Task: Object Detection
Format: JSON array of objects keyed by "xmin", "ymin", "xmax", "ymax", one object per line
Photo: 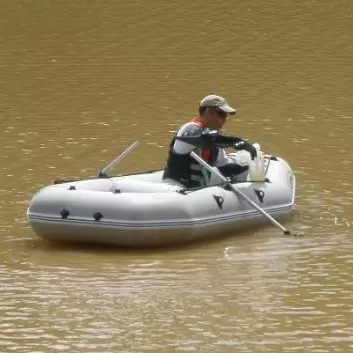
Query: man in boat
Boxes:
[{"xmin": 163, "ymin": 94, "xmax": 257, "ymax": 188}]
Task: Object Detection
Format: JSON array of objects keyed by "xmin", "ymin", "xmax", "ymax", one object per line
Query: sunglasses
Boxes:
[{"xmin": 215, "ymin": 108, "xmax": 228, "ymax": 119}]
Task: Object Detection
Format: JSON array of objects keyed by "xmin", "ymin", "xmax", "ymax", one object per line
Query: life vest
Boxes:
[{"xmin": 162, "ymin": 118, "xmax": 219, "ymax": 188}]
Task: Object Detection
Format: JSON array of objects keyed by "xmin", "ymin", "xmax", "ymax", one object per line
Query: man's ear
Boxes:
[{"xmin": 207, "ymin": 107, "xmax": 215, "ymax": 116}]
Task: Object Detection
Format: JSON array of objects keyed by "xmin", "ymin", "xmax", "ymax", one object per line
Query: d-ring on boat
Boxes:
[{"xmin": 27, "ymin": 141, "xmax": 296, "ymax": 247}]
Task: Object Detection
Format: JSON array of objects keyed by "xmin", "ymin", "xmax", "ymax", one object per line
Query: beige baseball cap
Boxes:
[{"xmin": 199, "ymin": 94, "xmax": 236, "ymax": 115}]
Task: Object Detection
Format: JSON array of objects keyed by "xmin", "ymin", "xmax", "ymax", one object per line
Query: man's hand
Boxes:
[{"xmin": 234, "ymin": 141, "xmax": 257, "ymax": 160}]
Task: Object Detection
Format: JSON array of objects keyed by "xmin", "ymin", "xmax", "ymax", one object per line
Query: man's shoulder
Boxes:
[{"xmin": 177, "ymin": 121, "xmax": 203, "ymax": 137}]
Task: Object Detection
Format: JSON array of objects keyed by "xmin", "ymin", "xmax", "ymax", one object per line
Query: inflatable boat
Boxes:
[{"xmin": 27, "ymin": 150, "xmax": 296, "ymax": 247}]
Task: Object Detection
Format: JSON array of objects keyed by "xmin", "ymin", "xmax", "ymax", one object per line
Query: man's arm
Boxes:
[
  {"xmin": 173, "ymin": 123, "xmax": 203, "ymax": 154},
  {"xmin": 175, "ymin": 130, "xmax": 257, "ymax": 159}
]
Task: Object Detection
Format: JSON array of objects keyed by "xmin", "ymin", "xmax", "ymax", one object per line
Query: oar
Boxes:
[
  {"xmin": 54, "ymin": 141, "xmax": 140, "ymax": 184},
  {"xmin": 190, "ymin": 151, "xmax": 292, "ymax": 235},
  {"xmin": 97, "ymin": 140, "xmax": 140, "ymax": 178}
]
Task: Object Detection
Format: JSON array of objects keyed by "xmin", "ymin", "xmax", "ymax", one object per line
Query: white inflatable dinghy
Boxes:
[{"xmin": 27, "ymin": 151, "xmax": 296, "ymax": 247}]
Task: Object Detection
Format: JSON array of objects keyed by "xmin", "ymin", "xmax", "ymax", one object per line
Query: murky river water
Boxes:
[{"xmin": 1, "ymin": 0, "xmax": 352, "ymax": 352}]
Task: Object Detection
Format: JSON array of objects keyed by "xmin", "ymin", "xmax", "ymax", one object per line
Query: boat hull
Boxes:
[{"xmin": 27, "ymin": 156, "xmax": 296, "ymax": 247}]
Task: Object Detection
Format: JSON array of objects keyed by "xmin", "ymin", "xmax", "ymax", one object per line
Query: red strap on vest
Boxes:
[{"xmin": 189, "ymin": 117, "xmax": 207, "ymax": 128}]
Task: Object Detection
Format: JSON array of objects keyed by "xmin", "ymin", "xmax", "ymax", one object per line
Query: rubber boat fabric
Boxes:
[{"xmin": 27, "ymin": 153, "xmax": 296, "ymax": 248}]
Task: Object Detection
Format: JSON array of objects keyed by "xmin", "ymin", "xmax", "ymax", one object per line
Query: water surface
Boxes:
[{"xmin": 1, "ymin": 0, "xmax": 352, "ymax": 352}]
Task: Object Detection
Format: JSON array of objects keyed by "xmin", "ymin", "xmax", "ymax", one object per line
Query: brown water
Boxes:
[{"xmin": 1, "ymin": 0, "xmax": 353, "ymax": 352}]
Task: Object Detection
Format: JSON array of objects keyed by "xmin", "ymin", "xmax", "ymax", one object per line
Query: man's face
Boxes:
[{"xmin": 206, "ymin": 107, "xmax": 227, "ymax": 130}]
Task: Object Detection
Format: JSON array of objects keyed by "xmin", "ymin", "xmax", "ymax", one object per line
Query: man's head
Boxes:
[{"xmin": 198, "ymin": 94, "xmax": 236, "ymax": 129}]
